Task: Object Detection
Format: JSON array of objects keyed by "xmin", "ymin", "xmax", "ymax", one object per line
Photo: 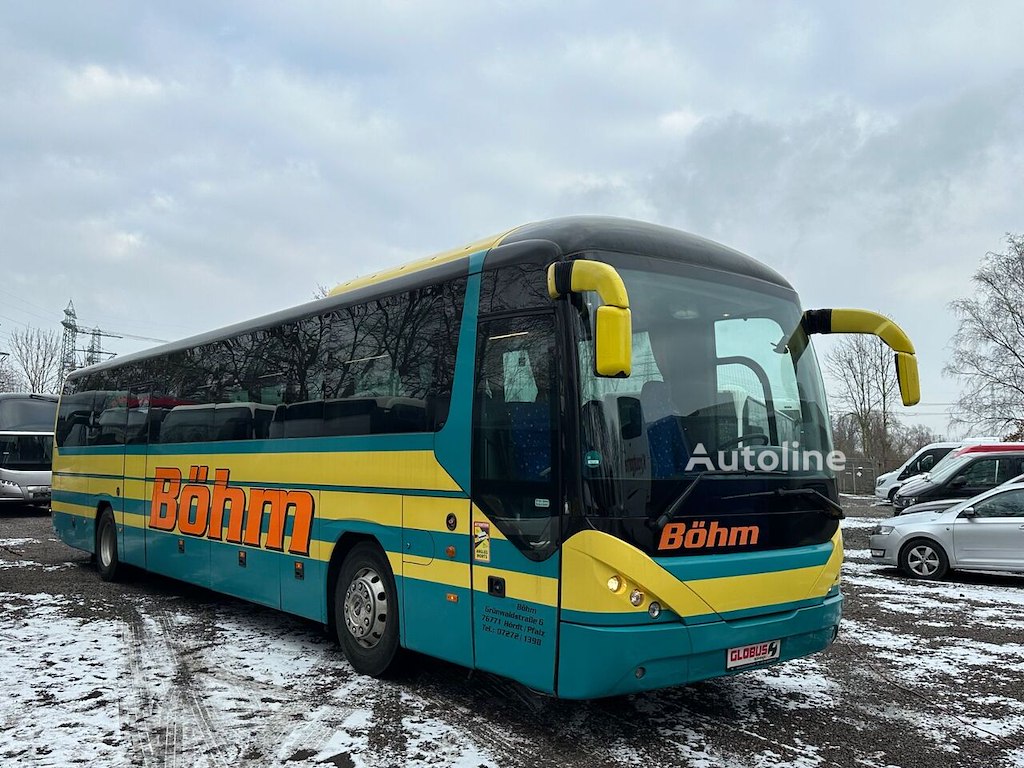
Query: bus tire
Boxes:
[
  {"xmin": 898, "ymin": 538, "xmax": 949, "ymax": 580},
  {"xmin": 334, "ymin": 542, "xmax": 401, "ymax": 677},
  {"xmin": 96, "ymin": 508, "xmax": 123, "ymax": 582}
]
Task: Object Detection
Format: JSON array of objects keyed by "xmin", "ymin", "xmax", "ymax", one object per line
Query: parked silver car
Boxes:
[{"xmin": 869, "ymin": 482, "xmax": 1024, "ymax": 579}]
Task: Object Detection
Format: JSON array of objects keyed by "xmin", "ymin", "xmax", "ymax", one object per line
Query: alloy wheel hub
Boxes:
[{"xmin": 344, "ymin": 567, "xmax": 387, "ymax": 648}]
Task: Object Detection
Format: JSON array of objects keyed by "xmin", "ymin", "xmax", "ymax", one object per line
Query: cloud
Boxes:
[{"xmin": 64, "ymin": 64, "xmax": 164, "ymax": 102}]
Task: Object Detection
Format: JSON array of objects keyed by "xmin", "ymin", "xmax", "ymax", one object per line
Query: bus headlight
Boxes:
[
  {"xmin": 607, "ymin": 575, "xmax": 623, "ymax": 593},
  {"xmin": 648, "ymin": 601, "xmax": 661, "ymax": 619},
  {"xmin": 630, "ymin": 588, "xmax": 644, "ymax": 607}
]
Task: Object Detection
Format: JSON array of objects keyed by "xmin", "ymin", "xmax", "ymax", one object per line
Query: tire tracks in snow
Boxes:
[
  {"xmin": 118, "ymin": 594, "xmax": 355, "ymax": 766},
  {"xmin": 118, "ymin": 603, "xmax": 236, "ymax": 768}
]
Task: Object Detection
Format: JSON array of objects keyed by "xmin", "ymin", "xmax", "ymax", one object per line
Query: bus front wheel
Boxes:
[
  {"xmin": 334, "ymin": 542, "xmax": 402, "ymax": 677},
  {"xmin": 96, "ymin": 508, "xmax": 123, "ymax": 582}
]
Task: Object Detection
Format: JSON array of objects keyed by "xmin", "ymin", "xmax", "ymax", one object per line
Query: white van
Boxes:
[{"xmin": 874, "ymin": 437, "xmax": 1004, "ymax": 502}]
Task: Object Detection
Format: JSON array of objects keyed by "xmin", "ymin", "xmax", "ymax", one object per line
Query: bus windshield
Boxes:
[
  {"xmin": 0, "ymin": 433, "xmax": 54, "ymax": 471},
  {"xmin": 0, "ymin": 397, "xmax": 58, "ymax": 431},
  {"xmin": 573, "ymin": 255, "xmax": 833, "ymax": 522}
]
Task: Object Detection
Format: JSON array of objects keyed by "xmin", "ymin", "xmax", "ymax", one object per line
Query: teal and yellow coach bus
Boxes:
[{"xmin": 51, "ymin": 217, "xmax": 920, "ymax": 698}]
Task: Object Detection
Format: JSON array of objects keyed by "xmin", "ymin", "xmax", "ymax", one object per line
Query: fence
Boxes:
[{"xmin": 836, "ymin": 456, "xmax": 885, "ymax": 496}]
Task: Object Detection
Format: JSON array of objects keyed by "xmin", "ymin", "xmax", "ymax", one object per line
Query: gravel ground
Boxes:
[{"xmin": 1, "ymin": 498, "xmax": 1022, "ymax": 768}]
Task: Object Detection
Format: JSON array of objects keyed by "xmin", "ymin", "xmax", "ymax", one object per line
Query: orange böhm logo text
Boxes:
[
  {"xmin": 658, "ymin": 520, "xmax": 760, "ymax": 551},
  {"xmin": 150, "ymin": 466, "xmax": 314, "ymax": 556}
]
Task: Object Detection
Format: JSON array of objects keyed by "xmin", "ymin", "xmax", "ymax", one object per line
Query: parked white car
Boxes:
[{"xmin": 869, "ymin": 482, "xmax": 1024, "ymax": 578}]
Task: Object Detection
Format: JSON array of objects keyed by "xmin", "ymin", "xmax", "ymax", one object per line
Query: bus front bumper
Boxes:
[
  {"xmin": 0, "ymin": 480, "xmax": 50, "ymax": 503},
  {"xmin": 555, "ymin": 590, "xmax": 843, "ymax": 699}
]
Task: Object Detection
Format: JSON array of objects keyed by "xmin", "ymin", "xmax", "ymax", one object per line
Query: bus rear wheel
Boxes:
[
  {"xmin": 96, "ymin": 508, "xmax": 123, "ymax": 582},
  {"xmin": 334, "ymin": 542, "xmax": 401, "ymax": 677}
]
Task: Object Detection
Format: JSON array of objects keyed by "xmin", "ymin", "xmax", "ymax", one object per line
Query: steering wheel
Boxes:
[{"xmin": 717, "ymin": 432, "xmax": 770, "ymax": 450}]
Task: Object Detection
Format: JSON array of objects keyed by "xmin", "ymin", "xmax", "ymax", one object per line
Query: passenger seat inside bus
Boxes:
[
  {"xmin": 641, "ymin": 381, "xmax": 690, "ymax": 479},
  {"xmin": 507, "ymin": 401, "xmax": 551, "ymax": 482}
]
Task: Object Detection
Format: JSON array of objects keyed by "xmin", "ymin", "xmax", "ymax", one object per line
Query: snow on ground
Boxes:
[
  {"xmin": 0, "ymin": 593, "xmax": 130, "ymax": 767},
  {"xmin": 0, "ymin": 538, "xmax": 37, "ymax": 548},
  {"xmin": 0, "ymin": 588, "xmax": 505, "ymax": 768},
  {"xmin": 839, "ymin": 517, "xmax": 886, "ymax": 529},
  {"xmin": 836, "ymin": 521, "xmax": 1024, "ymax": 766}
]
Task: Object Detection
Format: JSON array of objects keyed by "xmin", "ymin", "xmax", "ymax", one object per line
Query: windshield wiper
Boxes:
[
  {"xmin": 652, "ymin": 474, "xmax": 704, "ymax": 530},
  {"xmin": 721, "ymin": 487, "xmax": 845, "ymax": 520},
  {"xmin": 652, "ymin": 471, "xmax": 742, "ymax": 529}
]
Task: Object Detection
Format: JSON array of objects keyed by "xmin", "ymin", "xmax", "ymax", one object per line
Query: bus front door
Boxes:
[{"xmin": 470, "ymin": 313, "xmax": 562, "ymax": 694}]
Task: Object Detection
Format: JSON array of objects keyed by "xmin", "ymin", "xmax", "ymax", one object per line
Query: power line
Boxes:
[
  {"xmin": 0, "ymin": 313, "xmax": 34, "ymax": 330},
  {"xmin": 0, "ymin": 288, "xmax": 61, "ymax": 318},
  {"xmin": 0, "ymin": 293, "xmax": 61, "ymax": 326},
  {"xmin": 73, "ymin": 322, "xmax": 168, "ymax": 344}
]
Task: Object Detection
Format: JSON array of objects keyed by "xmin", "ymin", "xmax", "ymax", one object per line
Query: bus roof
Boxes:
[
  {"xmin": 68, "ymin": 217, "xmax": 790, "ymax": 380},
  {"xmin": 328, "ymin": 216, "xmax": 792, "ymax": 300}
]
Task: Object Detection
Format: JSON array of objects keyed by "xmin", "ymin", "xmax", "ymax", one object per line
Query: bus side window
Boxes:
[{"xmin": 56, "ymin": 386, "xmax": 94, "ymax": 449}]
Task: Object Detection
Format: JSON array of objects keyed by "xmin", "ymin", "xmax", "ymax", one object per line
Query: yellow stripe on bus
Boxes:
[
  {"xmin": 328, "ymin": 230, "xmax": 513, "ymax": 298},
  {"xmin": 51, "ymin": 500, "xmax": 94, "ymax": 518},
  {"xmin": 403, "ymin": 496, "xmax": 469, "ymax": 535},
  {"xmin": 472, "ymin": 566, "xmax": 559, "ymax": 608},
  {"xmin": 52, "ymin": 473, "xmax": 91, "ymax": 494},
  {"xmin": 404, "ymin": 559, "xmax": 471, "ymax": 589},
  {"xmin": 561, "ymin": 529, "xmax": 842, "ymax": 618},
  {"xmin": 55, "ymin": 449, "xmax": 461, "ymax": 495},
  {"xmin": 680, "ymin": 566, "xmax": 827, "ymax": 615},
  {"xmin": 320, "ymin": 491, "xmax": 402, "ymax": 527}
]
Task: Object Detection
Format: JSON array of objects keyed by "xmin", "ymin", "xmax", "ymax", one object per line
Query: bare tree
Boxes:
[
  {"xmin": 890, "ymin": 422, "xmax": 941, "ymax": 462},
  {"xmin": 830, "ymin": 412, "xmax": 860, "ymax": 459},
  {"xmin": 826, "ymin": 334, "xmax": 900, "ymax": 464},
  {"xmin": 9, "ymin": 327, "xmax": 62, "ymax": 394},
  {"xmin": 0, "ymin": 354, "xmax": 27, "ymax": 392},
  {"xmin": 946, "ymin": 234, "xmax": 1024, "ymax": 438}
]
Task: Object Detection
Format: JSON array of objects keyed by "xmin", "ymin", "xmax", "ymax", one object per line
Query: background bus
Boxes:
[
  {"xmin": 50, "ymin": 217, "xmax": 919, "ymax": 698},
  {"xmin": 0, "ymin": 393, "xmax": 58, "ymax": 508}
]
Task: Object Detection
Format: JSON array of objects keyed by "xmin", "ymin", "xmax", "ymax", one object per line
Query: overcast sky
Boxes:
[{"xmin": 2, "ymin": 2, "xmax": 1023, "ymax": 437}]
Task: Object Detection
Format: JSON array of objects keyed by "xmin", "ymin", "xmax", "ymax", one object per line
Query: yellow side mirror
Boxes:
[
  {"xmin": 802, "ymin": 308, "xmax": 921, "ymax": 406},
  {"xmin": 548, "ymin": 261, "xmax": 632, "ymax": 378},
  {"xmin": 594, "ymin": 305, "xmax": 632, "ymax": 377},
  {"xmin": 894, "ymin": 351, "xmax": 920, "ymax": 407}
]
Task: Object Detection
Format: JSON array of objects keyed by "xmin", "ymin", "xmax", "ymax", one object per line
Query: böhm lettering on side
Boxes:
[{"xmin": 150, "ymin": 466, "xmax": 314, "ymax": 556}]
